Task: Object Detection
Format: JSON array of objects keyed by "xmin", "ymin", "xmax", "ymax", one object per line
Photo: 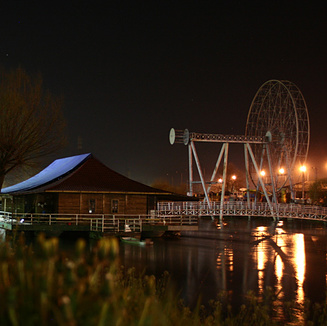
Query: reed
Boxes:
[{"xmin": 0, "ymin": 234, "xmax": 325, "ymax": 325}]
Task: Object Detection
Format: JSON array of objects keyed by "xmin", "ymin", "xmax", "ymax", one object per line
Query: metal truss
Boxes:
[
  {"xmin": 169, "ymin": 128, "xmax": 278, "ymax": 221},
  {"xmin": 171, "ymin": 129, "xmax": 266, "ymax": 144}
]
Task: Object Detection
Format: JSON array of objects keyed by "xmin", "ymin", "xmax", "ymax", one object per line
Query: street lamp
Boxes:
[
  {"xmin": 300, "ymin": 165, "xmax": 306, "ymax": 173},
  {"xmin": 217, "ymin": 178, "xmax": 223, "ymax": 196},
  {"xmin": 231, "ymin": 175, "xmax": 236, "ymax": 193},
  {"xmin": 300, "ymin": 165, "xmax": 306, "ymax": 203},
  {"xmin": 260, "ymin": 170, "xmax": 266, "ymax": 185}
]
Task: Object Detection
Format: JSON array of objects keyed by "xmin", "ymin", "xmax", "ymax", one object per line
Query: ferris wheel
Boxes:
[{"xmin": 245, "ymin": 80, "xmax": 310, "ymax": 192}]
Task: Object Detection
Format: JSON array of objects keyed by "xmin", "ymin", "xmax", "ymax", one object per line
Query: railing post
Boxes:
[
  {"xmin": 49, "ymin": 214, "xmax": 51, "ymax": 225},
  {"xmin": 102, "ymin": 215, "xmax": 104, "ymax": 232},
  {"xmin": 76, "ymin": 214, "xmax": 78, "ymax": 225}
]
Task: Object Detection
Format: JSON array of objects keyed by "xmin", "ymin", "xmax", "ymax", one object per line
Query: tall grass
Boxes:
[{"xmin": 0, "ymin": 234, "xmax": 325, "ymax": 325}]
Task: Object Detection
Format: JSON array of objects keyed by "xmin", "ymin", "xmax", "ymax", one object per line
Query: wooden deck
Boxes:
[
  {"xmin": 0, "ymin": 212, "xmax": 199, "ymax": 237},
  {"xmin": 2, "ymin": 201, "xmax": 325, "ymax": 238}
]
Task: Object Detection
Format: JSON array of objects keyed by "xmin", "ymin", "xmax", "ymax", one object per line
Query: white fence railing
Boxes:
[
  {"xmin": 0, "ymin": 212, "xmax": 198, "ymax": 233},
  {"xmin": 2, "ymin": 201, "xmax": 325, "ymax": 230},
  {"xmin": 157, "ymin": 201, "xmax": 327, "ymax": 221}
]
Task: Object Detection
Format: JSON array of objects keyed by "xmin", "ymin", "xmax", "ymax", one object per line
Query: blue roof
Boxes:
[{"xmin": 1, "ymin": 153, "xmax": 91, "ymax": 194}]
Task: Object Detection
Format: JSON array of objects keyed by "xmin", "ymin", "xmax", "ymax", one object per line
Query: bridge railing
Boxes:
[
  {"xmin": 157, "ymin": 201, "xmax": 327, "ymax": 220},
  {"xmin": 0, "ymin": 212, "xmax": 198, "ymax": 233}
]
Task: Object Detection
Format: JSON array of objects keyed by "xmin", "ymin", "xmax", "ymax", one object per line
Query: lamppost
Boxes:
[
  {"xmin": 300, "ymin": 165, "xmax": 306, "ymax": 203},
  {"xmin": 218, "ymin": 178, "xmax": 223, "ymax": 190},
  {"xmin": 278, "ymin": 167, "xmax": 286, "ymax": 203},
  {"xmin": 231, "ymin": 175, "xmax": 237, "ymax": 193},
  {"xmin": 278, "ymin": 168, "xmax": 286, "ymax": 186},
  {"xmin": 217, "ymin": 178, "xmax": 223, "ymax": 199}
]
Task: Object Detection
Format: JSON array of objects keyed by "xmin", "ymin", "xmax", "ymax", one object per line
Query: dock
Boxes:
[{"xmin": 0, "ymin": 212, "xmax": 198, "ymax": 238}]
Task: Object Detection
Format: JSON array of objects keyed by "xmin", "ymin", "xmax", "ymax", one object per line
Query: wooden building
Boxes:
[{"xmin": 0, "ymin": 153, "xmax": 174, "ymax": 215}]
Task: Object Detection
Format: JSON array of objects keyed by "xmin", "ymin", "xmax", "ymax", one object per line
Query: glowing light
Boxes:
[
  {"xmin": 260, "ymin": 170, "xmax": 266, "ymax": 176},
  {"xmin": 295, "ymin": 234, "xmax": 305, "ymax": 283},
  {"xmin": 275, "ymin": 234, "xmax": 286, "ymax": 284},
  {"xmin": 300, "ymin": 165, "xmax": 307, "ymax": 173},
  {"xmin": 218, "ymin": 178, "xmax": 223, "ymax": 183},
  {"xmin": 257, "ymin": 242, "xmax": 267, "ymax": 292},
  {"xmin": 294, "ymin": 233, "xmax": 305, "ymax": 302},
  {"xmin": 231, "ymin": 175, "xmax": 236, "ymax": 180},
  {"xmin": 279, "ymin": 168, "xmax": 285, "ymax": 174},
  {"xmin": 257, "ymin": 226, "xmax": 266, "ymax": 232},
  {"xmin": 257, "ymin": 244, "xmax": 265, "ymax": 271},
  {"xmin": 276, "ymin": 255, "xmax": 283, "ymax": 281}
]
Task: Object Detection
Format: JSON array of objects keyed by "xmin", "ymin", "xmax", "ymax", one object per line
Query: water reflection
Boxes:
[
  {"xmin": 1, "ymin": 217, "xmax": 326, "ymax": 322},
  {"xmin": 118, "ymin": 218, "xmax": 327, "ymax": 321},
  {"xmin": 294, "ymin": 234, "xmax": 305, "ymax": 302}
]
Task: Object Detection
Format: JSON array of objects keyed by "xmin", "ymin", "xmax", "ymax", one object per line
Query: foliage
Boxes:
[
  {"xmin": 0, "ymin": 234, "xmax": 326, "ymax": 325},
  {"xmin": 308, "ymin": 178, "xmax": 327, "ymax": 206},
  {"xmin": 0, "ymin": 67, "xmax": 66, "ymax": 189}
]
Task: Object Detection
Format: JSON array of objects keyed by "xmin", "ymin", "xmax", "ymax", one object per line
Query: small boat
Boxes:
[{"xmin": 120, "ymin": 237, "xmax": 153, "ymax": 246}]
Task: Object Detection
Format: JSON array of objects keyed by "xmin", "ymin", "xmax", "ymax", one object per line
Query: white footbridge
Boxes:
[{"xmin": 157, "ymin": 201, "xmax": 327, "ymax": 222}]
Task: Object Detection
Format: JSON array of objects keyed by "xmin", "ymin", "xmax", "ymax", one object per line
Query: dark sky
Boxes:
[{"xmin": 1, "ymin": 1, "xmax": 327, "ymax": 185}]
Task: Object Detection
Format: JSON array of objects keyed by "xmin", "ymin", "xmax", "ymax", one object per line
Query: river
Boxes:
[
  {"xmin": 1, "ymin": 216, "xmax": 326, "ymax": 322},
  {"xmin": 118, "ymin": 217, "xmax": 327, "ymax": 322}
]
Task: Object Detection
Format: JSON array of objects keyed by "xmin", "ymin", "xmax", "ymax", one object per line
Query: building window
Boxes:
[
  {"xmin": 89, "ymin": 199, "xmax": 96, "ymax": 213},
  {"xmin": 112, "ymin": 199, "xmax": 118, "ymax": 213}
]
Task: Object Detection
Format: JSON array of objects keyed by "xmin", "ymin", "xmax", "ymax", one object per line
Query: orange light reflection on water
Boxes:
[
  {"xmin": 276, "ymin": 232, "xmax": 305, "ymax": 302},
  {"xmin": 294, "ymin": 233, "xmax": 305, "ymax": 302},
  {"xmin": 253, "ymin": 228, "xmax": 306, "ymax": 323},
  {"xmin": 255, "ymin": 226, "xmax": 269, "ymax": 293},
  {"xmin": 275, "ymin": 232, "xmax": 285, "ymax": 321}
]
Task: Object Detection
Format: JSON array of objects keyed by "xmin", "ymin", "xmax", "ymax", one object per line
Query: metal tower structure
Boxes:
[
  {"xmin": 169, "ymin": 80, "xmax": 310, "ymax": 221},
  {"xmin": 169, "ymin": 128, "xmax": 277, "ymax": 220}
]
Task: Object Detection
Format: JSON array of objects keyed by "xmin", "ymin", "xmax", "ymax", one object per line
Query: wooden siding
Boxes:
[
  {"xmin": 125, "ymin": 195, "xmax": 148, "ymax": 214},
  {"xmin": 57, "ymin": 193, "xmax": 150, "ymax": 215},
  {"xmin": 80, "ymin": 193, "xmax": 104, "ymax": 214},
  {"xmin": 58, "ymin": 193, "xmax": 80, "ymax": 214}
]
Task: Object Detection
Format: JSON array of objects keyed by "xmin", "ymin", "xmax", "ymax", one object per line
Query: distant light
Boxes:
[
  {"xmin": 231, "ymin": 175, "xmax": 236, "ymax": 180},
  {"xmin": 279, "ymin": 168, "xmax": 285, "ymax": 174},
  {"xmin": 218, "ymin": 178, "xmax": 223, "ymax": 183},
  {"xmin": 260, "ymin": 170, "xmax": 266, "ymax": 176},
  {"xmin": 300, "ymin": 165, "xmax": 307, "ymax": 173}
]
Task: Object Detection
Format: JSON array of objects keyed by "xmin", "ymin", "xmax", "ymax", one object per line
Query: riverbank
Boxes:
[{"xmin": 0, "ymin": 233, "xmax": 326, "ymax": 325}]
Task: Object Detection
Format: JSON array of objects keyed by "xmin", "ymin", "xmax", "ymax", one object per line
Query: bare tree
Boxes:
[{"xmin": 0, "ymin": 67, "xmax": 66, "ymax": 190}]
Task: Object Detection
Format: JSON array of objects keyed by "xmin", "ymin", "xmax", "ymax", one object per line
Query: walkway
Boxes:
[
  {"xmin": 157, "ymin": 201, "xmax": 327, "ymax": 221},
  {"xmin": 1, "ymin": 202, "xmax": 326, "ymax": 236},
  {"xmin": 0, "ymin": 212, "xmax": 198, "ymax": 235}
]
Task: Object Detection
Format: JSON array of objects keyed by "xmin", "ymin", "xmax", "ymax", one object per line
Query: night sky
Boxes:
[{"xmin": 1, "ymin": 1, "xmax": 327, "ymax": 186}]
